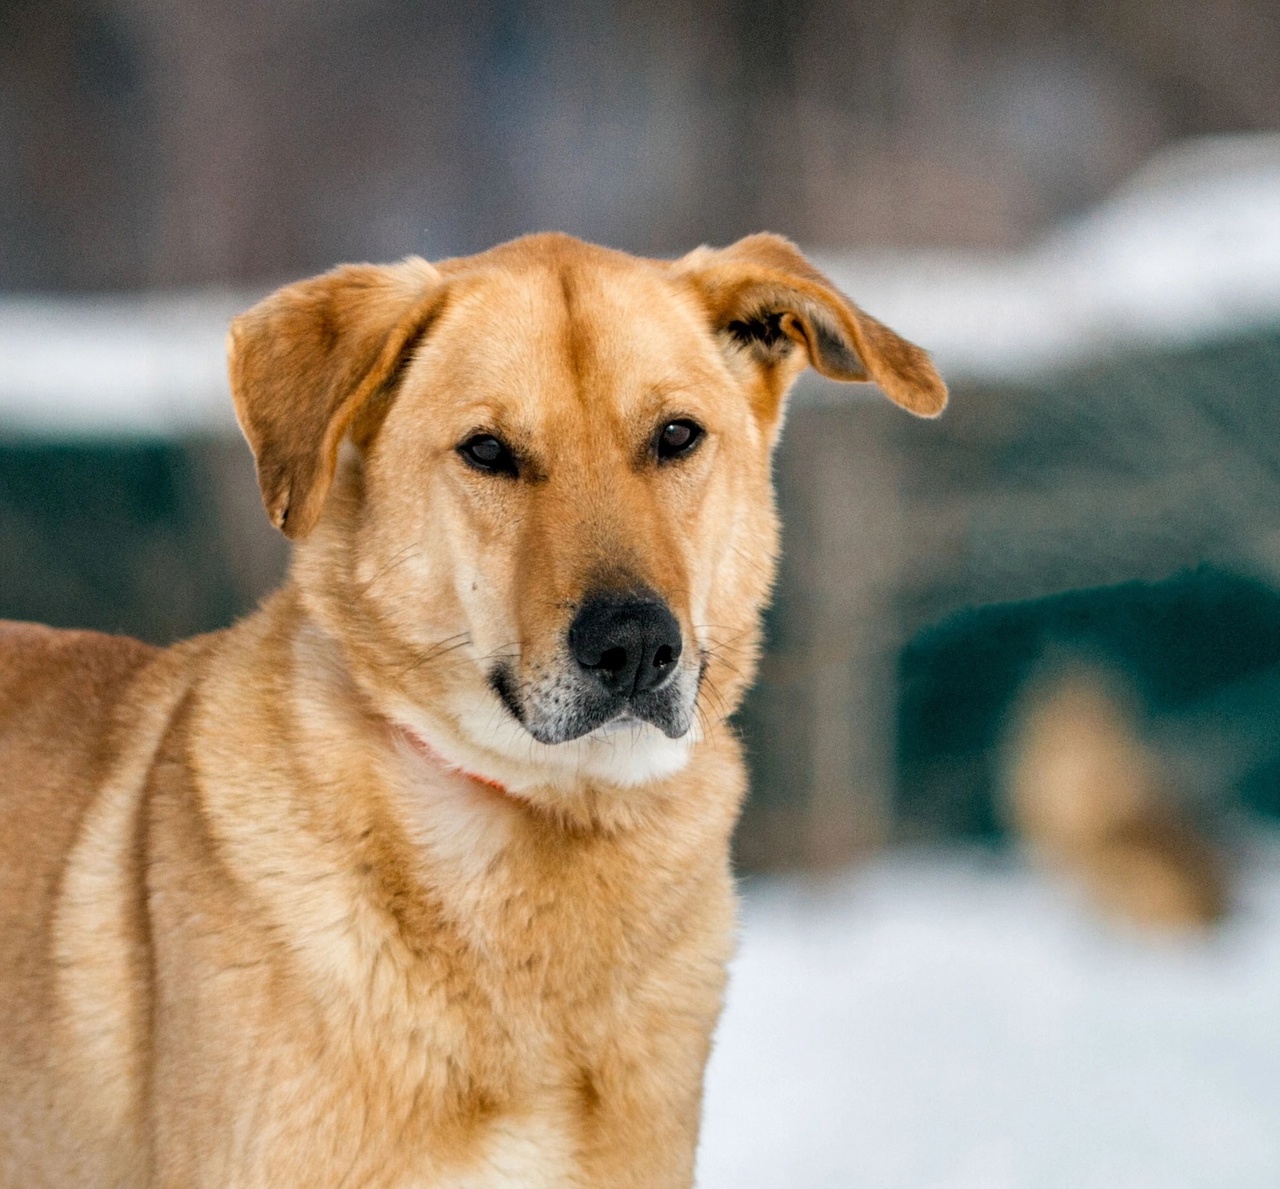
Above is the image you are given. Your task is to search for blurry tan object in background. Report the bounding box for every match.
[1005,668,1226,931]
[0,233,944,1187]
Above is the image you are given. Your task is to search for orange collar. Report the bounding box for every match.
[393,723,514,799]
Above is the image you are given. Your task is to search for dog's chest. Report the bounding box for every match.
[335,756,733,1185]
[425,1114,578,1189]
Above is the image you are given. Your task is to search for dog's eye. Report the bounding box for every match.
[458,433,518,477]
[656,419,704,463]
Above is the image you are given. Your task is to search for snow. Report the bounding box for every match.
[0,289,249,436]
[3,136,1280,436]
[697,843,1280,1188]
[820,134,1280,384]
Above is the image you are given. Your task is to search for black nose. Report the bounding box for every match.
[568,595,683,695]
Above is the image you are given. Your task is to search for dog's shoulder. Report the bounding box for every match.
[0,622,166,813]
[0,618,157,666]
[0,622,164,902]
[0,620,158,718]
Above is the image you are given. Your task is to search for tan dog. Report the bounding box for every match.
[1004,666,1226,931]
[0,233,944,1187]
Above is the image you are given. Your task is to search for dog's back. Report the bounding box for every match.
[0,621,157,977]
[0,623,158,1180]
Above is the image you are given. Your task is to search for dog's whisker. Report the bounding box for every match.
[353,544,424,598]
[699,674,734,722]
[701,649,747,678]
[390,633,474,678]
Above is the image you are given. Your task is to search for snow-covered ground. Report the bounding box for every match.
[4,135,1280,436]
[698,843,1280,1189]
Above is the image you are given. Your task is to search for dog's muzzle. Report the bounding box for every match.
[490,592,697,744]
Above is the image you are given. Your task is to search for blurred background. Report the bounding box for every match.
[4,1,1280,1183]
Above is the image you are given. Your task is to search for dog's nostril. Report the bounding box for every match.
[653,644,675,668]
[599,646,628,673]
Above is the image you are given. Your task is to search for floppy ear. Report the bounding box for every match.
[227,257,445,539]
[675,232,946,424]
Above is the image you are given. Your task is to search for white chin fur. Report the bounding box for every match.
[391,689,698,793]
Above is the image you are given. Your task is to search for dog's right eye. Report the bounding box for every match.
[458,434,518,477]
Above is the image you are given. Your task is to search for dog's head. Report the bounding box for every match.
[229,233,944,791]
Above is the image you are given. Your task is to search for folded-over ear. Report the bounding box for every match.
[675,232,946,425]
[227,257,445,539]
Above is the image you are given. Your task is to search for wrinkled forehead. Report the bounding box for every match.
[420,255,727,428]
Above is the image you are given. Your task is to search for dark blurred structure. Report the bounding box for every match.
[3,0,1280,291]
[885,325,1280,852]
[737,326,1280,866]
[0,436,283,639]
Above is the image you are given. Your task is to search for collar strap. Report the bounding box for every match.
[395,724,513,799]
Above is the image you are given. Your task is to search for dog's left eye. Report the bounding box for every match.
[655,419,704,463]
[458,433,518,477]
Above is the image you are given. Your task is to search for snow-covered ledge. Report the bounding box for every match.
[0,289,250,437]
[820,134,1280,386]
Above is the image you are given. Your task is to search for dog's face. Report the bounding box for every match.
[229,234,944,790]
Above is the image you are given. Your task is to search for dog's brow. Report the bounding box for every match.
[648,374,690,401]
[556,265,596,411]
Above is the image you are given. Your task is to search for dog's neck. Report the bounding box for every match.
[392,721,515,801]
